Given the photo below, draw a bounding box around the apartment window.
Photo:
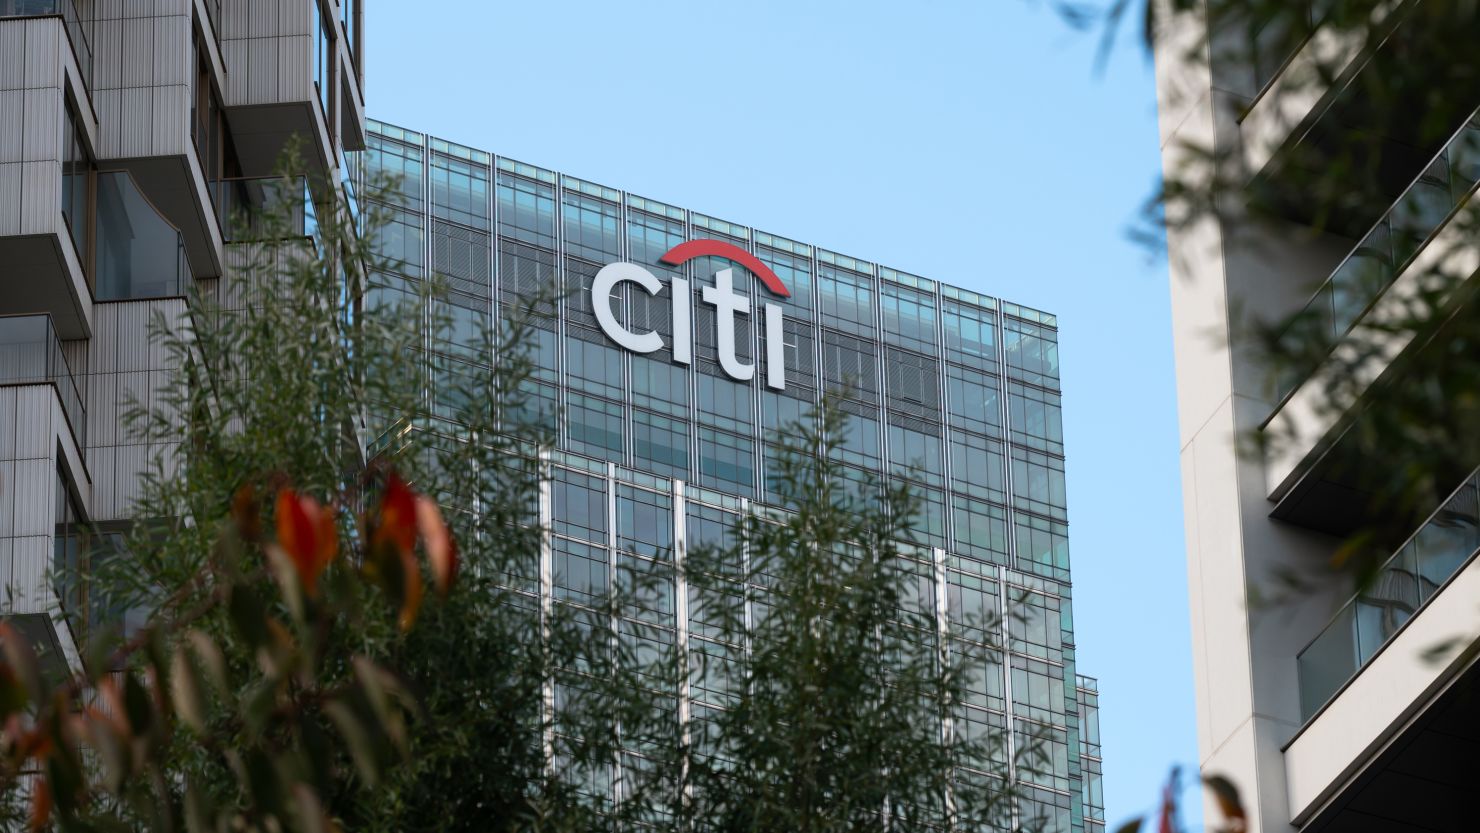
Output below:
[60,99,92,271]
[430,153,490,230]
[312,0,333,128]
[497,173,556,249]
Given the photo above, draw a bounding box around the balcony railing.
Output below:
[0,314,86,451]
[1270,112,1480,405]
[0,0,92,87]
[215,176,318,243]
[1296,469,1480,721]
[94,171,189,301]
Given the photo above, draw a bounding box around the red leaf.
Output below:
[275,489,337,596]
[29,776,50,831]
[415,496,458,598]
[374,475,418,557]
[397,544,423,631]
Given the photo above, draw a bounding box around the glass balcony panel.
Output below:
[1353,544,1419,665]
[1271,107,1480,406]
[1414,478,1480,599]
[216,176,315,242]
[0,314,86,449]
[1297,604,1357,720]
[94,172,189,301]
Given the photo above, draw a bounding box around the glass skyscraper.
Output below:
[354,119,1105,833]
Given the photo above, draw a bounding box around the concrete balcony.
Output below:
[0,13,100,338]
[219,0,363,178]
[1261,115,1480,524]
[90,0,226,280]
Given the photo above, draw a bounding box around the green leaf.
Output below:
[325,700,381,788]
[229,586,269,651]
[186,630,229,694]
[170,643,207,734]
[1113,818,1145,833]
[182,778,214,833]
[0,623,42,704]
[123,673,154,736]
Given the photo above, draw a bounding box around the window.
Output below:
[61,99,92,269]
[1003,317,1059,388]
[882,283,937,353]
[634,410,689,481]
[432,222,492,298]
[617,486,673,558]
[831,412,880,469]
[431,152,490,229]
[563,192,620,262]
[952,496,1008,565]
[628,211,685,275]
[553,469,606,543]
[430,295,487,360]
[946,365,1003,437]
[362,135,423,208]
[886,348,940,413]
[1007,381,1064,454]
[567,393,624,462]
[953,642,1006,712]
[554,538,608,606]
[370,206,424,277]
[947,572,1000,645]
[1011,447,1067,522]
[1008,586,1065,663]
[686,503,739,555]
[698,428,753,494]
[903,483,948,548]
[821,331,878,399]
[497,173,555,249]
[510,379,558,435]
[888,420,943,487]
[566,331,624,400]
[950,431,1007,504]
[943,300,997,371]
[1016,513,1071,583]
[758,247,812,310]
[632,356,688,412]
[1015,724,1072,795]
[818,265,874,332]
[697,373,753,433]
[311,0,333,126]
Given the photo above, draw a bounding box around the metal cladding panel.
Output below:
[10,457,52,537]
[21,87,61,163]
[18,160,61,236]
[0,24,24,90]
[277,34,310,104]
[6,536,49,613]
[0,162,21,235]
[0,388,15,459]
[19,20,61,91]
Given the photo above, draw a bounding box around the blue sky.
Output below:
[368,0,1194,824]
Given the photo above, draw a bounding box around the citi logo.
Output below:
[592,239,789,391]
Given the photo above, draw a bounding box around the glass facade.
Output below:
[355,119,1102,833]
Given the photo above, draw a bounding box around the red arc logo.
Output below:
[658,240,792,299]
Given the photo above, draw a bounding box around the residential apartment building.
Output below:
[1154,4,1479,831]
[0,0,363,675]
[352,119,1105,832]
